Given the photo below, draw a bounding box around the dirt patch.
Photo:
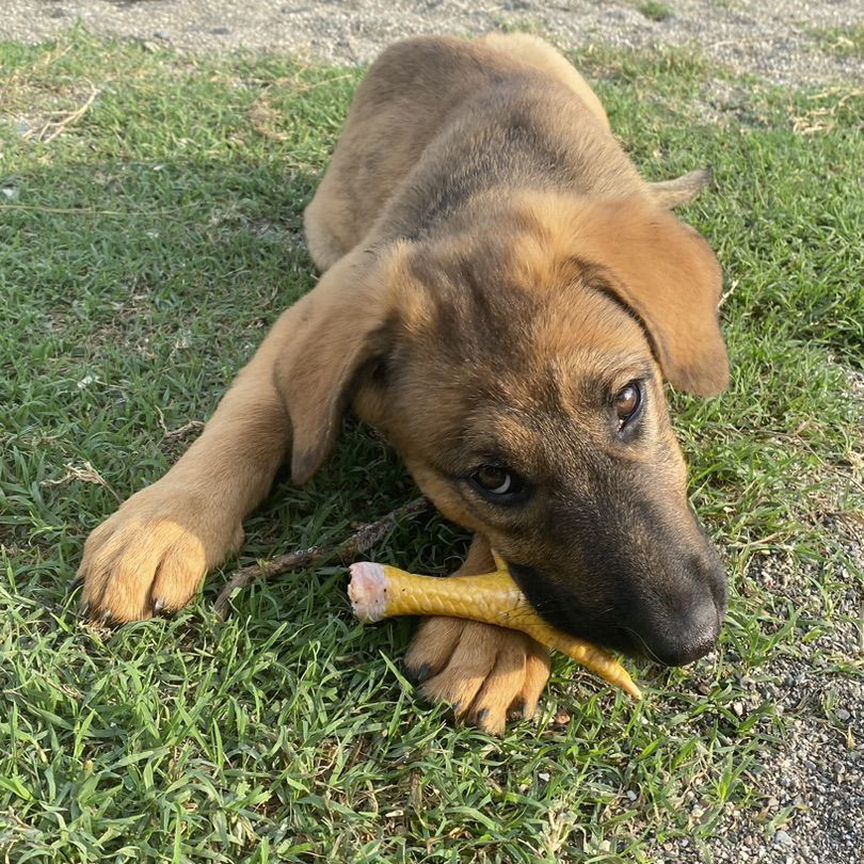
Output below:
[3,1,864,87]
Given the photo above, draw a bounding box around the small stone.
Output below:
[774,830,793,847]
[836,708,851,722]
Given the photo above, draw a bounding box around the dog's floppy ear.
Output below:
[274,246,405,485]
[573,196,729,396]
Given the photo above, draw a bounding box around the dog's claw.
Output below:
[153,598,166,615]
[407,663,433,685]
[507,700,526,721]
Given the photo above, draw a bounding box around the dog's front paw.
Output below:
[78,482,243,623]
[405,617,551,735]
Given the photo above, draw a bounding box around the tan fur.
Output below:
[513,191,728,394]
[476,33,612,131]
[78,34,728,733]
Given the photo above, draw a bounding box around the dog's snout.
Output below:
[507,506,729,667]
[643,593,721,666]
[638,552,725,666]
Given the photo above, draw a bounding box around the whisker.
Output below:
[621,625,662,664]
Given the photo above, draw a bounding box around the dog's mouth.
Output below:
[506,560,723,666]
[506,561,638,655]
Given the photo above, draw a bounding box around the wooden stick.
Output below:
[25,84,100,144]
[214,496,430,617]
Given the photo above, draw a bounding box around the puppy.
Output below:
[79,34,729,735]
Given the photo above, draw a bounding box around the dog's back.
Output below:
[304,34,645,270]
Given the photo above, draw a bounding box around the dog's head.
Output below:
[277,193,729,666]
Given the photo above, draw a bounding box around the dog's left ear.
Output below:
[273,245,407,485]
[573,196,729,396]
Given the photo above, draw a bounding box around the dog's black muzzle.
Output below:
[508,531,728,667]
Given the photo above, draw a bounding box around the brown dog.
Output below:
[79,34,729,735]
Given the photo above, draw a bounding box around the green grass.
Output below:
[1,31,862,863]
[637,2,674,23]
[811,24,864,60]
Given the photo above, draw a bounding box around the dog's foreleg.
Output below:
[78,307,302,622]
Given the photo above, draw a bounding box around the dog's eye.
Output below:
[614,381,643,430]
[469,465,525,500]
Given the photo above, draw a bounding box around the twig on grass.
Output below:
[0,204,129,216]
[24,83,101,143]
[789,88,863,136]
[249,94,290,142]
[155,405,205,442]
[41,461,122,503]
[214,496,431,617]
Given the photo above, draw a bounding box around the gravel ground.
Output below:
[2,0,864,86]
[3,3,862,863]
[646,538,864,864]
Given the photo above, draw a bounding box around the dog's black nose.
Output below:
[643,593,722,666]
